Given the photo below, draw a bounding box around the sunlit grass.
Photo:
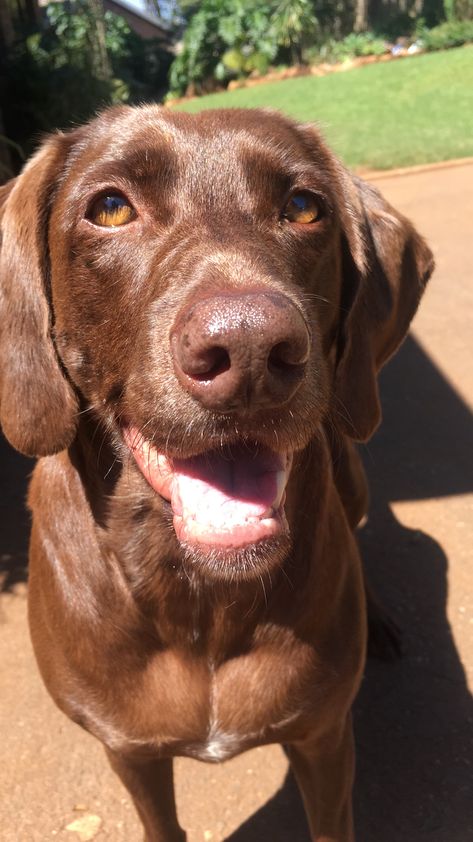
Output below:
[174,46,473,170]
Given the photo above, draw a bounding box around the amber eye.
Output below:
[88,193,136,227]
[282,191,322,225]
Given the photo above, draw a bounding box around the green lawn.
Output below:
[174,46,473,170]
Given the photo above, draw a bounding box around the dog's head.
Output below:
[0,106,433,575]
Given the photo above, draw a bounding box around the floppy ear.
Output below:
[333,173,434,442]
[0,138,79,456]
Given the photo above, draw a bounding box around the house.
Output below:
[103,0,175,45]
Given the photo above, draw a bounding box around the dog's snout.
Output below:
[170,291,310,412]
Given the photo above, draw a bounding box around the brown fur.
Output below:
[0,106,433,841]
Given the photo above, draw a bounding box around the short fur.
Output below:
[0,107,433,841]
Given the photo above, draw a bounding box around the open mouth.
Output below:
[123,426,292,552]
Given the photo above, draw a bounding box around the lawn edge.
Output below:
[360,156,473,181]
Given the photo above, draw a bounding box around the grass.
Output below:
[174,46,473,170]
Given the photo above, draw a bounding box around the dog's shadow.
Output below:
[0,435,32,592]
[2,336,473,841]
[226,335,473,842]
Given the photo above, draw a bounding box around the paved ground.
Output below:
[1,163,472,842]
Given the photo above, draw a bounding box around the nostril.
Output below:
[191,346,231,382]
[171,291,310,412]
[268,341,309,375]
[172,326,232,383]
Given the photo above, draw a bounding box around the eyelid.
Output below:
[290,189,328,210]
[86,188,132,211]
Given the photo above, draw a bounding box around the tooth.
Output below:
[273,469,287,510]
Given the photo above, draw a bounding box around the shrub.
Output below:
[169,0,280,97]
[420,18,473,49]
[168,0,318,98]
[307,32,387,65]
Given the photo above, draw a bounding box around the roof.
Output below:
[106,0,174,32]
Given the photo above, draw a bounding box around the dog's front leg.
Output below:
[287,715,355,842]
[106,750,186,842]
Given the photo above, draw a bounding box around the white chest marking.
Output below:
[189,668,245,761]
[193,724,244,762]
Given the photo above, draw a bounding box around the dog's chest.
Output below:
[81,637,318,760]
[185,723,245,762]
[171,652,308,761]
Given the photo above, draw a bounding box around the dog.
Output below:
[0,106,433,841]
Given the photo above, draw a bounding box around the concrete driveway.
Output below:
[1,161,472,842]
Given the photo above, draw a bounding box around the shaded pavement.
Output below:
[1,163,472,841]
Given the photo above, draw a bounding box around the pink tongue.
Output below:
[123,424,291,548]
[172,446,286,530]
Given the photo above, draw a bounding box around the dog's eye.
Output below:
[282,192,322,225]
[88,194,136,227]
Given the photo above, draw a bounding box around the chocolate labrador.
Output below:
[0,106,433,841]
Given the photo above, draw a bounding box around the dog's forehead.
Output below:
[91,105,318,155]
[66,106,330,195]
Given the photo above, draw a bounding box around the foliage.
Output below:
[175,46,473,170]
[1,1,172,163]
[444,0,473,19]
[443,0,456,19]
[420,17,473,46]
[367,0,445,37]
[270,0,318,62]
[39,2,120,81]
[311,0,355,39]
[308,31,387,63]
[37,2,170,97]
[169,0,318,96]
[170,0,275,94]
[169,0,473,98]
[453,0,473,19]
[170,0,468,96]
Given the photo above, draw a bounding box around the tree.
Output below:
[0,105,14,180]
[354,0,368,32]
[1,0,172,170]
[367,0,444,34]
[270,0,318,63]
[0,0,15,48]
